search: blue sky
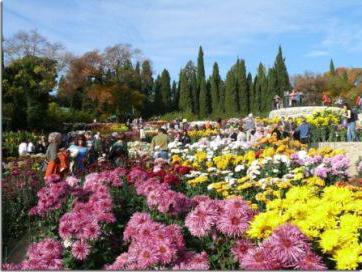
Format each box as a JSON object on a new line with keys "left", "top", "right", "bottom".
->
{"left": 4, "top": 0, "right": 362, "bottom": 80}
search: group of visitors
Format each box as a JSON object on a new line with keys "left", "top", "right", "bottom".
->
{"left": 18, "top": 130, "right": 130, "bottom": 179}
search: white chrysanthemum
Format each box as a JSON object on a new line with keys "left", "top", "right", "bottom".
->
{"left": 235, "top": 164, "right": 245, "bottom": 172}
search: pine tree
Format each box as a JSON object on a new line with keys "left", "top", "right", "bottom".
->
{"left": 274, "top": 46, "right": 291, "bottom": 97}
{"left": 178, "top": 70, "right": 192, "bottom": 113}
{"left": 224, "top": 69, "right": 239, "bottom": 115}
{"left": 236, "top": 59, "right": 248, "bottom": 114}
{"left": 210, "top": 62, "right": 221, "bottom": 115}
{"left": 246, "top": 72, "right": 253, "bottom": 114}
{"left": 329, "top": 59, "right": 336, "bottom": 76}
{"left": 160, "top": 69, "right": 171, "bottom": 112}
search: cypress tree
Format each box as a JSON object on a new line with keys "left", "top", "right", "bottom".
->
{"left": 329, "top": 59, "right": 336, "bottom": 76}
{"left": 266, "top": 67, "right": 278, "bottom": 112}
{"left": 141, "top": 60, "right": 153, "bottom": 96}
{"left": 236, "top": 59, "right": 248, "bottom": 114}
{"left": 210, "top": 62, "right": 221, "bottom": 115}
{"left": 254, "top": 63, "right": 267, "bottom": 113}
{"left": 274, "top": 46, "right": 291, "bottom": 97}
{"left": 170, "top": 80, "right": 178, "bottom": 111}
{"left": 178, "top": 70, "right": 192, "bottom": 113}
{"left": 224, "top": 69, "right": 238, "bottom": 115}
{"left": 218, "top": 80, "right": 225, "bottom": 114}
{"left": 160, "top": 69, "right": 171, "bottom": 112}
{"left": 199, "top": 80, "right": 208, "bottom": 117}
{"left": 246, "top": 72, "right": 253, "bottom": 114}
{"left": 183, "top": 61, "right": 198, "bottom": 114}
{"left": 153, "top": 75, "right": 162, "bottom": 114}
{"left": 252, "top": 75, "right": 258, "bottom": 113}
{"left": 197, "top": 47, "right": 207, "bottom": 117}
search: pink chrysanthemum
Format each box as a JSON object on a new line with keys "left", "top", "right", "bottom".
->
{"left": 231, "top": 239, "right": 254, "bottom": 263}
{"left": 216, "top": 212, "right": 250, "bottom": 237}
{"left": 172, "top": 251, "right": 210, "bottom": 270}
{"left": 295, "top": 250, "right": 327, "bottom": 270}
{"left": 71, "top": 240, "right": 90, "bottom": 260}
{"left": 185, "top": 204, "right": 217, "bottom": 237}
{"left": 240, "top": 246, "right": 281, "bottom": 270}
{"left": 267, "top": 224, "right": 308, "bottom": 266}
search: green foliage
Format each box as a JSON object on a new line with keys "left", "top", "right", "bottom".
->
{"left": 160, "top": 69, "right": 171, "bottom": 112}
{"left": 210, "top": 62, "right": 221, "bottom": 114}
{"left": 274, "top": 46, "right": 291, "bottom": 97}
{"left": 3, "top": 55, "right": 57, "bottom": 130}
{"left": 224, "top": 69, "right": 239, "bottom": 115}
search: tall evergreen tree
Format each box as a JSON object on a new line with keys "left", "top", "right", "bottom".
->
{"left": 254, "top": 63, "right": 267, "bottom": 113}
{"left": 246, "top": 72, "right": 253, "bottom": 114}
{"left": 178, "top": 70, "right": 192, "bottom": 113}
{"left": 266, "top": 67, "right": 278, "bottom": 112}
{"left": 160, "top": 69, "right": 171, "bottom": 112}
{"left": 329, "top": 59, "right": 336, "bottom": 76}
{"left": 235, "top": 59, "right": 248, "bottom": 114}
{"left": 197, "top": 47, "right": 207, "bottom": 116}
{"left": 219, "top": 80, "right": 225, "bottom": 114}
{"left": 274, "top": 46, "right": 291, "bottom": 97}
{"left": 210, "top": 62, "right": 221, "bottom": 115}
{"left": 171, "top": 80, "right": 177, "bottom": 111}
{"left": 153, "top": 75, "right": 162, "bottom": 114}
{"left": 141, "top": 60, "right": 153, "bottom": 95}
{"left": 199, "top": 80, "right": 208, "bottom": 117}
{"left": 224, "top": 69, "right": 239, "bottom": 115}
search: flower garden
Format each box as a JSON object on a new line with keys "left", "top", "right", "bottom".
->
{"left": 2, "top": 119, "right": 362, "bottom": 271}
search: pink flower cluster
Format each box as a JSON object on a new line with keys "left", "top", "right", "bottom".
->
{"left": 29, "top": 175, "right": 69, "bottom": 216}
{"left": 232, "top": 224, "right": 326, "bottom": 270}
{"left": 185, "top": 196, "right": 256, "bottom": 237}
{"left": 106, "top": 212, "right": 207, "bottom": 270}
{"left": 172, "top": 250, "right": 210, "bottom": 270}
{"left": 128, "top": 168, "right": 192, "bottom": 216}
{"left": 315, "top": 154, "right": 350, "bottom": 179}
{"left": 59, "top": 173, "right": 116, "bottom": 260}
{"left": 2, "top": 239, "right": 63, "bottom": 270}
{"left": 85, "top": 167, "right": 126, "bottom": 188}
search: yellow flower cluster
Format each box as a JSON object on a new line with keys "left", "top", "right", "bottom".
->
{"left": 248, "top": 185, "right": 362, "bottom": 270}
{"left": 187, "top": 175, "right": 209, "bottom": 187}
{"left": 308, "top": 146, "right": 345, "bottom": 157}
{"left": 187, "top": 129, "right": 219, "bottom": 139}
{"left": 207, "top": 181, "right": 231, "bottom": 198}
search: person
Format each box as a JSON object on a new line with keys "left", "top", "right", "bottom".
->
{"left": 336, "top": 96, "right": 344, "bottom": 107}
{"left": 35, "top": 139, "right": 46, "bottom": 154}
{"left": 294, "top": 117, "right": 311, "bottom": 144}
{"left": 230, "top": 128, "right": 238, "bottom": 141}
{"left": 181, "top": 130, "right": 191, "bottom": 146}
{"left": 109, "top": 133, "right": 129, "bottom": 167}
{"left": 244, "top": 113, "right": 255, "bottom": 142}
{"left": 273, "top": 95, "right": 281, "bottom": 109}
{"left": 26, "top": 141, "right": 35, "bottom": 154}
{"left": 296, "top": 90, "right": 303, "bottom": 106}
{"left": 68, "top": 135, "right": 88, "bottom": 174}
{"left": 322, "top": 92, "right": 331, "bottom": 106}
{"left": 343, "top": 103, "right": 357, "bottom": 142}
{"left": 237, "top": 126, "right": 247, "bottom": 142}
{"left": 151, "top": 128, "right": 169, "bottom": 160}
{"left": 289, "top": 89, "right": 297, "bottom": 107}
{"left": 45, "top": 132, "right": 62, "bottom": 178}
{"left": 94, "top": 132, "right": 104, "bottom": 158}
{"left": 18, "top": 140, "right": 28, "bottom": 156}
{"left": 216, "top": 118, "right": 222, "bottom": 129}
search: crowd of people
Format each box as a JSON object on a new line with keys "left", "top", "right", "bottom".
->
{"left": 16, "top": 100, "right": 360, "bottom": 180}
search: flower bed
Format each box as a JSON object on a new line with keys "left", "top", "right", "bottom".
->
{"left": 2, "top": 135, "right": 362, "bottom": 270}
